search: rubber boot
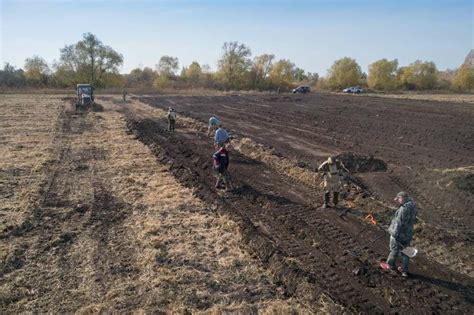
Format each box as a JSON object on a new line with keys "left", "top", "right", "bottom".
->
{"left": 333, "top": 191, "right": 339, "bottom": 207}
{"left": 322, "top": 192, "right": 330, "bottom": 208}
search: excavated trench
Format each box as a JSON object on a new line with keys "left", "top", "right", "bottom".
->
{"left": 124, "top": 107, "right": 474, "bottom": 313}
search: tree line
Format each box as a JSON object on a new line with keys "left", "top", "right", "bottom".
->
{"left": 1, "top": 33, "right": 473, "bottom": 92}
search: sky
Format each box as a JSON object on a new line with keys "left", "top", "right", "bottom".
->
{"left": 0, "top": 0, "right": 472, "bottom": 75}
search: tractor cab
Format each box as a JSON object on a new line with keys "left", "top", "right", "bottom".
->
{"left": 76, "top": 84, "right": 95, "bottom": 110}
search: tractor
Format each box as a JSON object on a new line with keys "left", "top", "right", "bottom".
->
{"left": 75, "top": 84, "right": 95, "bottom": 110}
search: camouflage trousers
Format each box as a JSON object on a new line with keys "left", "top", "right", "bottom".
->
{"left": 323, "top": 174, "right": 342, "bottom": 193}
{"left": 168, "top": 119, "right": 175, "bottom": 132}
{"left": 216, "top": 170, "right": 232, "bottom": 189}
{"left": 387, "top": 236, "right": 410, "bottom": 273}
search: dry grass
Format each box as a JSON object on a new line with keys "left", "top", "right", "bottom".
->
{"left": 0, "top": 94, "right": 62, "bottom": 230}
{"left": 364, "top": 93, "right": 474, "bottom": 104}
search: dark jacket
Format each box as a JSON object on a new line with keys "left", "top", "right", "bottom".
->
{"left": 213, "top": 147, "right": 229, "bottom": 173}
{"left": 388, "top": 199, "right": 417, "bottom": 244}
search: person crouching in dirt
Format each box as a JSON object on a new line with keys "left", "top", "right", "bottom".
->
{"left": 167, "top": 107, "right": 177, "bottom": 132}
{"left": 318, "top": 156, "right": 349, "bottom": 208}
{"left": 213, "top": 144, "right": 234, "bottom": 191}
{"left": 380, "top": 191, "right": 417, "bottom": 277}
{"left": 208, "top": 116, "right": 221, "bottom": 136}
{"left": 214, "top": 123, "right": 230, "bottom": 148}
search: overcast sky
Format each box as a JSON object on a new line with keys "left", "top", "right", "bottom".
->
{"left": 1, "top": 0, "right": 472, "bottom": 75}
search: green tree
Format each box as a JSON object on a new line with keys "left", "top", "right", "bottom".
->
{"left": 217, "top": 41, "right": 252, "bottom": 89}
{"left": 453, "top": 64, "right": 474, "bottom": 91}
{"left": 58, "top": 32, "right": 123, "bottom": 86}
{"left": 397, "top": 60, "right": 437, "bottom": 90}
{"left": 157, "top": 56, "right": 179, "bottom": 77}
{"left": 293, "top": 67, "right": 307, "bottom": 81}
{"left": 251, "top": 54, "right": 274, "bottom": 88}
{"left": 367, "top": 59, "right": 398, "bottom": 90}
{"left": 0, "top": 63, "right": 26, "bottom": 87}
{"left": 126, "top": 67, "right": 156, "bottom": 88}
{"left": 24, "top": 56, "right": 50, "bottom": 86}
{"left": 185, "top": 61, "right": 202, "bottom": 80}
{"left": 326, "top": 57, "right": 363, "bottom": 90}
{"left": 269, "top": 59, "right": 296, "bottom": 88}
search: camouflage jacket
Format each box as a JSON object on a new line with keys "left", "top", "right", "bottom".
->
{"left": 388, "top": 199, "right": 417, "bottom": 244}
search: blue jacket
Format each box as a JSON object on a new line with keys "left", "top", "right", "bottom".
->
{"left": 214, "top": 128, "right": 229, "bottom": 144}
{"left": 209, "top": 116, "right": 220, "bottom": 127}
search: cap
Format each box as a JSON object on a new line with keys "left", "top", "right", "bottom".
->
{"left": 396, "top": 191, "right": 408, "bottom": 198}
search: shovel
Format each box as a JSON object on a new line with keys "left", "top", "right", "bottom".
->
{"left": 400, "top": 244, "right": 418, "bottom": 258}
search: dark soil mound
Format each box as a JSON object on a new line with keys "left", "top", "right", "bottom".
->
{"left": 92, "top": 102, "right": 104, "bottom": 112}
{"left": 454, "top": 173, "right": 474, "bottom": 194}
{"left": 336, "top": 152, "right": 387, "bottom": 173}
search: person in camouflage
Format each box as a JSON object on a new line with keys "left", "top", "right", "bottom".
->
{"left": 382, "top": 191, "right": 417, "bottom": 277}
{"left": 318, "top": 156, "right": 349, "bottom": 208}
{"left": 167, "top": 107, "right": 177, "bottom": 132}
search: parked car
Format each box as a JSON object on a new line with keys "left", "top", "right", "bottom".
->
{"left": 292, "top": 86, "right": 310, "bottom": 94}
{"left": 343, "top": 86, "right": 363, "bottom": 94}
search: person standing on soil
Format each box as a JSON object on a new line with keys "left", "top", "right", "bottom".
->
{"left": 208, "top": 116, "right": 221, "bottom": 136}
{"left": 318, "top": 156, "right": 349, "bottom": 208}
{"left": 380, "top": 191, "right": 417, "bottom": 277}
{"left": 214, "top": 124, "right": 230, "bottom": 147}
{"left": 122, "top": 89, "right": 127, "bottom": 102}
{"left": 167, "top": 107, "right": 177, "bottom": 132}
{"left": 212, "top": 144, "right": 234, "bottom": 191}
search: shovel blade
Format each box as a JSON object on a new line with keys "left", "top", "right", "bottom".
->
{"left": 402, "top": 246, "right": 418, "bottom": 258}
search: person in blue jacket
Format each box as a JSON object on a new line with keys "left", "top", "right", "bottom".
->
{"left": 214, "top": 124, "right": 230, "bottom": 148}
{"left": 208, "top": 116, "right": 220, "bottom": 136}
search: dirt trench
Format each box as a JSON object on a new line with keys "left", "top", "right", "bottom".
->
{"left": 123, "top": 101, "right": 474, "bottom": 313}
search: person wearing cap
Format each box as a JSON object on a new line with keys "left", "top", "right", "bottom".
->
{"left": 208, "top": 116, "right": 221, "bottom": 136}
{"left": 214, "top": 123, "right": 230, "bottom": 148}
{"left": 167, "top": 107, "right": 177, "bottom": 132}
{"left": 317, "top": 156, "right": 349, "bottom": 208}
{"left": 380, "top": 191, "right": 417, "bottom": 277}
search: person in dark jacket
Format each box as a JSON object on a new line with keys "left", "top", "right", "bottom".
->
{"left": 212, "top": 145, "right": 234, "bottom": 191}
{"left": 380, "top": 191, "right": 417, "bottom": 277}
{"left": 167, "top": 107, "right": 177, "bottom": 132}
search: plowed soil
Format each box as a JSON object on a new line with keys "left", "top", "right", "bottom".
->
{"left": 139, "top": 94, "right": 474, "bottom": 277}
{"left": 1, "top": 94, "right": 473, "bottom": 313}
{"left": 126, "top": 94, "right": 473, "bottom": 313}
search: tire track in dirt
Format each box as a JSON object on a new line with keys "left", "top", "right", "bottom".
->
{"left": 124, "top": 103, "right": 474, "bottom": 313}
{"left": 1, "top": 103, "right": 140, "bottom": 312}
